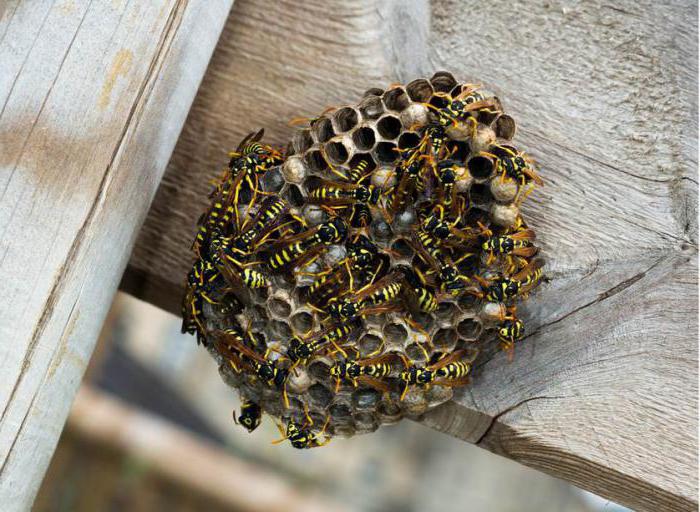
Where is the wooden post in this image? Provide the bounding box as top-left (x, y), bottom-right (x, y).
top-left (0, 1), bottom-right (234, 508)
top-left (122, 1), bottom-right (698, 511)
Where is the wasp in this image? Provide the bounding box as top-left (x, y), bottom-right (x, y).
top-left (349, 202), bottom-right (373, 229)
top-left (485, 145), bottom-right (543, 187)
top-left (181, 257), bottom-right (229, 344)
top-left (230, 196), bottom-right (289, 254)
top-left (330, 353), bottom-right (398, 392)
top-left (328, 270), bottom-right (403, 321)
top-left (411, 231), bottom-right (469, 295)
top-left (266, 216), bottom-right (347, 272)
top-left (399, 349), bottom-right (472, 400)
top-left (286, 320), bottom-right (361, 364)
top-left (430, 87), bottom-right (497, 128)
top-left (479, 218), bottom-right (538, 268)
top-left (273, 417), bottom-right (331, 449)
top-left (387, 150), bottom-right (426, 215)
top-left (233, 400), bottom-right (262, 433)
top-left (208, 231), bottom-right (269, 291)
top-left (307, 235), bottom-right (381, 305)
top-left (308, 178), bottom-right (380, 207)
top-left (228, 129), bottom-right (282, 161)
top-left (397, 266), bottom-right (438, 313)
top-left (213, 330), bottom-right (291, 406)
top-left (476, 259), bottom-right (545, 303)
top-left (497, 318), bottom-right (525, 352)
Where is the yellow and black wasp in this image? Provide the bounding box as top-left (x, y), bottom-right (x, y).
top-left (212, 329), bottom-right (291, 407)
top-left (397, 265), bottom-right (438, 314)
top-left (266, 216), bottom-right (348, 272)
top-left (306, 235), bottom-right (382, 307)
top-left (427, 86), bottom-right (497, 130)
top-left (230, 196), bottom-right (289, 254)
top-left (286, 320), bottom-right (361, 365)
top-left (497, 318), bottom-right (525, 360)
top-left (475, 258), bottom-right (545, 303)
top-left (484, 145), bottom-right (544, 187)
top-left (273, 416), bottom-right (331, 449)
top-left (208, 230), bottom-right (269, 291)
top-left (181, 257), bottom-right (229, 345)
top-left (479, 218), bottom-right (538, 269)
top-left (411, 230), bottom-right (469, 295)
top-left (327, 270), bottom-right (403, 321)
top-left (330, 352), bottom-right (398, 392)
top-left (386, 149), bottom-right (427, 216)
top-left (233, 400), bottom-right (262, 433)
top-left (399, 349), bottom-right (472, 400)
top-left (308, 178), bottom-right (380, 207)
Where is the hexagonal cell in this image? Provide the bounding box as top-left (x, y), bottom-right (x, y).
top-left (397, 131), bottom-right (422, 151)
top-left (490, 175), bottom-right (519, 203)
top-left (377, 400), bottom-right (402, 423)
top-left (272, 320), bottom-right (292, 338)
top-left (290, 311), bottom-right (314, 334)
top-left (468, 155), bottom-right (495, 180)
top-left (370, 218), bottom-right (393, 242)
top-left (283, 184), bottom-right (305, 208)
top-left (354, 412), bottom-right (379, 433)
top-left (383, 322), bottom-right (407, 346)
top-left (250, 287), bottom-right (269, 304)
top-left (457, 293), bottom-right (479, 312)
top-left (376, 115), bottom-right (402, 140)
top-left (352, 388), bottom-right (381, 410)
top-left (363, 87), bottom-right (384, 98)
top-left (457, 317), bottom-right (482, 340)
top-left (430, 71), bottom-right (457, 92)
top-left (261, 166), bottom-right (286, 191)
top-left (358, 332), bottom-right (383, 357)
top-left (312, 117), bottom-right (335, 143)
top-left (405, 342), bottom-right (430, 362)
top-left (332, 107), bottom-right (359, 133)
top-left (329, 403), bottom-right (352, 421)
top-left (308, 383), bottom-right (333, 408)
top-left (325, 139), bottom-right (350, 165)
top-left (433, 328), bottom-right (458, 351)
top-left (374, 141), bottom-right (398, 164)
top-left (400, 103), bottom-right (429, 129)
top-left (428, 94), bottom-right (449, 110)
top-left (393, 208), bottom-right (416, 234)
top-left (301, 204), bottom-right (326, 225)
top-left (292, 129), bottom-right (314, 153)
top-left (268, 297), bottom-right (292, 318)
top-left (470, 183), bottom-right (495, 207)
top-left (287, 367), bottom-right (311, 394)
top-left (304, 149), bottom-right (328, 173)
top-left (490, 203), bottom-right (519, 228)
top-left (435, 301), bottom-right (458, 321)
top-left (382, 87), bottom-right (410, 111)
top-left (308, 359), bottom-right (332, 380)
top-left (425, 384), bottom-right (454, 408)
top-left (390, 238), bottom-right (414, 259)
top-left (406, 78), bottom-right (433, 102)
top-left (495, 114), bottom-right (517, 140)
top-left (359, 95), bottom-right (384, 120)
top-left (351, 126), bottom-right (377, 151)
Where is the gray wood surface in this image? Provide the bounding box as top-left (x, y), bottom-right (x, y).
top-left (122, 0), bottom-right (698, 510)
top-left (0, 1), bottom-right (233, 508)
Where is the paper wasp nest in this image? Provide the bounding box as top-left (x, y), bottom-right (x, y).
top-left (186, 72), bottom-right (543, 445)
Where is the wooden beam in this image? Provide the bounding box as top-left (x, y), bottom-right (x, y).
top-left (122, 0), bottom-right (698, 510)
top-left (0, 1), bottom-right (234, 509)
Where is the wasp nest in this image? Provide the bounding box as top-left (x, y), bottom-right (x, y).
top-left (182, 71), bottom-right (544, 448)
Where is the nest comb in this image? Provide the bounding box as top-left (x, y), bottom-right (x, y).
top-left (186, 71), bottom-right (544, 446)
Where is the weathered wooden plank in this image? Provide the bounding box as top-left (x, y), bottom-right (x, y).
top-left (0, 0), bottom-right (234, 508)
top-left (122, 0), bottom-right (698, 510)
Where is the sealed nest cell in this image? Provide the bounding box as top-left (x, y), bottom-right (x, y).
top-left (182, 72), bottom-right (545, 448)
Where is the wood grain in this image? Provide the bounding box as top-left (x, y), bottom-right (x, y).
top-left (0, 1), bottom-right (233, 509)
top-left (123, 0), bottom-right (698, 510)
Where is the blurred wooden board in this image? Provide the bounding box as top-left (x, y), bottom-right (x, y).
top-left (122, 0), bottom-right (698, 510)
top-left (0, 0), bottom-right (233, 509)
